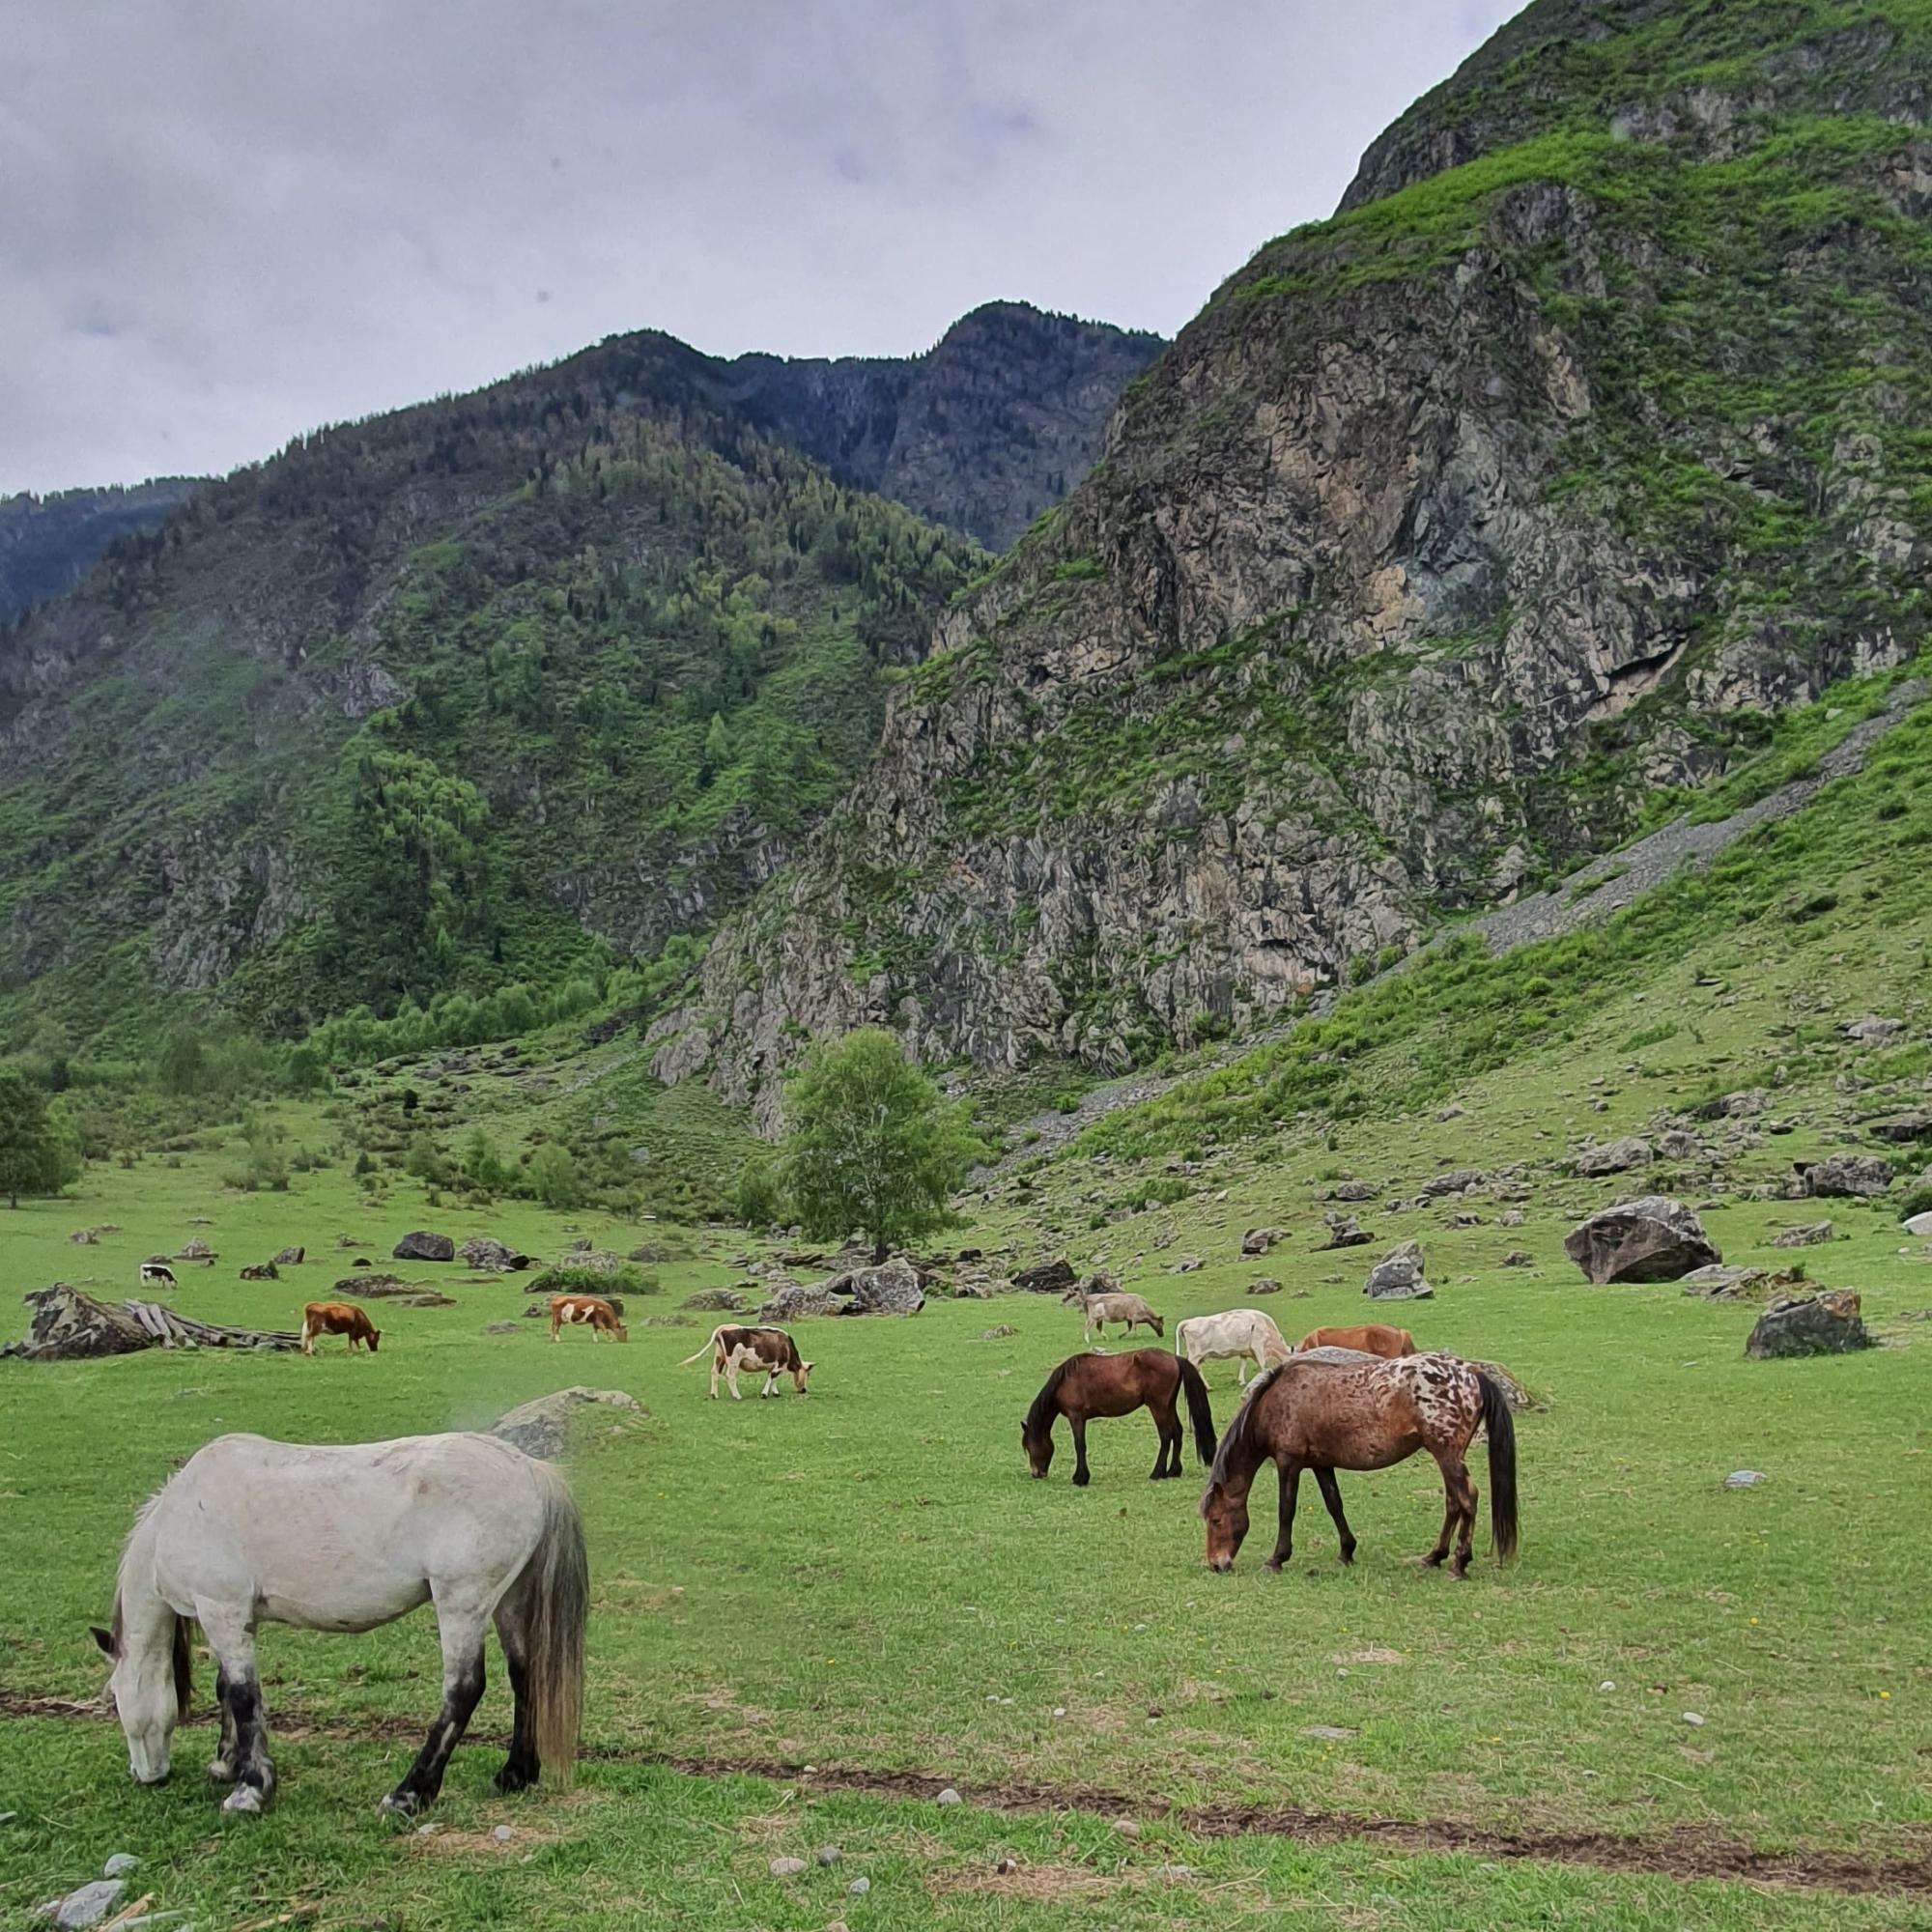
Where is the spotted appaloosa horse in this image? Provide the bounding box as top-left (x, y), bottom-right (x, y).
top-left (94, 1432), bottom-right (586, 1816)
top-left (1023, 1349), bottom-right (1215, 1485)
top-left (1201, 1350), bottom-right (1519, 1578)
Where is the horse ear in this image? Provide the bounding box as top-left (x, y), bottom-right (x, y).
top-left (91, 1624), bottom-right (116, 1657)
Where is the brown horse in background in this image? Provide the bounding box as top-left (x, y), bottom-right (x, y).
top-left (1201, 1351), bottom-right (1518, 1578)
top-left (1023, 1349), bottom-right (1216, 1486)
top-left (1296, 1322), bottom-right (1415, 1358)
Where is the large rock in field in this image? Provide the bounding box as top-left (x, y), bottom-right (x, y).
top-left (1010, 1257), bottom-right (1076, 1293)
top-left (333, 1272), bottom-right (414, 1298)
top-left (393, 1230), bottom-right (456, 1263)
top-left (1868, 1113), bottom-right (1932, 1144)
top-left (1746, 1291), bottom-right (1872, 1359)
top-left (1240, 1227), bottom-right (1278, 1256)
top-left (1419, 1169), bottom-right (1487, 1199)
top-left (491, 1386), bottom-right (645, 1461)
top-left (1363, 1240), bottom-right (1434, 1300)
top-left (1575, 1136), bottom-right (1653, 1177)
top-left (273, 1245), bottom-right (306, 1265)
top-left (1795, 1153), bottom-right (1892, 1199)
top-left (1315, 1212), bottom-right (1376, 1251)
top-left (682, 1286), bottom-right (749, 1314)
top-left (176, 1237), bottom-right (215, 1263)
top-left (5, 1284), bottom-right (153, 1359)
top-left (1906, 1210), bottom-right (1932, 1238)
top-left (823, 1256), bottom-right (925, 1315)
top-left (461, 1236), bottom-right (531, 1271)
top-left (1773, 1221), bottom-right (1833, 1248)
top-left (1464, 1359), bottom-right (1544, 1412)
top-left (1564, 1196), bottom-right (1720, 1284)
top-left (758, 1281), bottom-right (843, 1322)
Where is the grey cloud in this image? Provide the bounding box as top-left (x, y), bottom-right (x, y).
top-left (1, 0), bottom-right (1519, 494)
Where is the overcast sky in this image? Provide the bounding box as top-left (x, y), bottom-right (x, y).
top-left (2, 0), bottom-right (1520, 497)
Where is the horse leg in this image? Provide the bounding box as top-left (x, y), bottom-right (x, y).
top-left (1312, 1467), bottom-right (1357, 1565)
top-left (207, 1666), bottom-right (239, 1783)
top-left (492, 1597), bottom-right (541, 1795)
top-left (382, 1591), bottom-right (490, 1815)
top-left (1149, 1397), bottom-right (1177, 1480)
top-left (1448, 1457), bottom-right (1479, 1580)
top-left (1422, 1450), bottom-right (1460, 1567)
top-left (199, 1607), bottom-right (274, 1814)
top-left (1069, 1415), bottom-right (1091, 1487)
top-left (1264, 1461), bottom-right (1303, 1572)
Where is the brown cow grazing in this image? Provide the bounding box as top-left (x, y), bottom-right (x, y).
top-left (1296, 1322), bottom-right (1416, 1359)
top-left (678, 1324), bottom-right (812, 1399)
top-left (549, 1293), bottom-right (628, 1343)
top-left (300, 1302), bottom-right (382, 1354)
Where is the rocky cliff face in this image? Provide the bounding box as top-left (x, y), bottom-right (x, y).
top-left (720, 303), bottom-right (1164, 551)
top-left (0, 479), bottom-right (200, 623)
top-left (667, 0), bottom-right (1932, 1125)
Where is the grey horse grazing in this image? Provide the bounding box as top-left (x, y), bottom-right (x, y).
top-left (1062, 1279), bottom-right (1165, 1342)
top-left (94, 1432), bottom-right (586, 1817)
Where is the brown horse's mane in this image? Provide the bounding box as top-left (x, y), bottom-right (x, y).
top-left (1204, 1361), bottom-right (1288, 1494)
top-left (1023, 1359), bottom-right (1077, 1441)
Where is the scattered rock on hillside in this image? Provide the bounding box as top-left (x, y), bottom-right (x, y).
top-left (177, 1238), bottom-right (215, 1263)
top-left (333, 1272), bottom-right (414, 1298)
top-left (629, 1241), bottom-right (676, 1264)
top-left (1564, 1197), bottom-right (1720, 1284)
top-left (824, 1257), bottom-right (925, 1315)
top-left (1680, 1265), bottom-right (1792, 1302)
top-left (6, 1285), bottom-right (152, 1359)
top-left (397, 1291), bottom-right (455, 1308)
top-left (1363, 1241), bottom-right (1433, 1301)
top-left (1724, 1470), bottom-right (1767, 1488)
top-left (1249, 1278), bottom-right (1283, 1295)
top-left (1906, 1210), bottom-right (1932, 1238)
top-left (980, 1324), bottom-right (1018, 1340)
top-left (1746, 1291), bottom-right (1872, 1359)
top-left (1575, 1136), bottom-right (1653, 1177)
top-left (1240, 1227), bottom-right (1278, 1256)
top-left (1010, 1258), bottom-right (1076, 1293)
top-left (1839, 1014), bottom-right (1905, 1045)
top-left (1501, 1250), bottom-right (1535, 1267)
top-left (239, 1262), bottom-right (279, 1281)
top-left (491, 1386), bottom-right (645, 1460)
top-left (1315, 1213), bottom-right (1375, 1251)
top-left (274, 1244), bottom-right (305, 1265)
top-left (1170, 1253), bottom-right (1205, 1273)
top-left (759, 1282), bottom-right (843, 1322)
top-left (393, 1231), bottom-right (455, 1263)
top-left (42, 1878), bottom-right (127, 1928)
top-left (1773, 1221), bottom-right (1833, 1248)
top-left (484, 1321), bottom-right (519, 1334)
top-left (1324, 1180), bottom-right (1378, 1203)
top-left (1795, 1153), bottom-right (1892, 1198)
top-left (461, 1236), bottom-right (531, 1271)
top-left (68, 1227), bottom-right (99, 1244)
top-left (1869, 1113), bottom-right (1932, 1144)
top-left (682, 1286), bottom-right (749, 1313)
top-left (1420, 1169), bottom-right (1487, 1199)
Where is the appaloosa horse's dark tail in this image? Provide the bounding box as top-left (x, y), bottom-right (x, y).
top-left (1177, 1358), bottom-right (1217, 1467)
top-left (1476, 1373), bottom-right (1520, 1563)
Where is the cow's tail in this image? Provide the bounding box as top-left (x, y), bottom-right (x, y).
top-left (677, 1327), bottom-right (725, 1367)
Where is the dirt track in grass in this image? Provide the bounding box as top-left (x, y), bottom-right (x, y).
top-left (8, 1690), bottom-right (1928, 1899)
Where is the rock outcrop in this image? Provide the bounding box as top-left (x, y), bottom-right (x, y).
top-left (1363, 1241), bottom-right (1434, 1301)
top-left (1746, 1292), bottom-right (1873, 1359)
top-left (393, 1231), bottom-right (456, 1263)
top-left (1565, 1197), bottom-right (1720, 1284)
top-left (461, 1236), bottom-right (531, 1271)
top-left (491, 1387), bottom-right (645, 1461)
top-left (1794, 1154), bottom-right (1893, 1199)
top-left (822, 1257), bottom-right (926, 1316)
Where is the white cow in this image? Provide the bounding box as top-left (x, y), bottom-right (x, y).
top-left (1175, 1308), bottom-right (1292, 1386)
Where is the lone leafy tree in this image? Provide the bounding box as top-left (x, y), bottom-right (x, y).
top-left (780, 1029), bottom-right (978, 1263)
top-left (0, 1069), bottom-right (79, 1209)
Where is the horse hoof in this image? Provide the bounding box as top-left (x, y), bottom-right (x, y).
top-left (379, 1789), bottom-right (421, 1818)
top-left (207, 1758), bottom-right (234, 1783)
top-left (1262, 1559), bottom-right (1284, 1574)
top-left (1071, 1473), bottom-right (1090, 1489)
top-left (494, 1765), bottom-right (535, 1795)
top-left (222, 1786), bottom-right (265, 1816)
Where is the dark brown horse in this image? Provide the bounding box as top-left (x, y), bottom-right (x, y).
top-left (1200, 1351), bottom-right (1518, 1578)
top-left (1023, 1349), bottom-right (1216, 1486)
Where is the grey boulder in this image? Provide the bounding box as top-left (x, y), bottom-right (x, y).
top-left (1564, 1197), bottom-right (1720, 1284)
top-left (393, 1231), bottom-right (455, 1263)
top-left (1363, 1240), bottom-right (1434, 1300)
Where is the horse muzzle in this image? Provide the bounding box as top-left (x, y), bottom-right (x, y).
top-left (1206, 1555), bottom-right (1234, 1574)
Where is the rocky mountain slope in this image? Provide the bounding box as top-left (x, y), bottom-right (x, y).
top-left (0, 308), bottom-right (1153, 1048)
top-left (663, 0), bottom-right (1932, 1122)
top-left (0, 480), bottom-right (201, 623)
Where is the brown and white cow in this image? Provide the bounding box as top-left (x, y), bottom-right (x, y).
top-left (678, 1324), bottom-right (811, 1400)
top-left (549, 1293), bottom-right (628, 1343)
top-left (300, 1301), bottom-right (382, 1354)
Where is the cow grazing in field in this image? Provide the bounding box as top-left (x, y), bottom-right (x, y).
top-left (549, 1294), bottom-right (628, 1343)
top-left (1062, 1279), bottom-right (1165, 1343)
top-left (138, 1263), bottom-right (177, 1289)
top-left (678, 1324), bottom-right (811, 1399)
top-left (1296, 1321), bottom-right (1416, 1359)
top-left (1176, 1308), bottom-right (1293, 1386)
top-left (300, 1302), bottom-right (382, 1354)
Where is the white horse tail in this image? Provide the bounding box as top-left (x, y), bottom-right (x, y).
top-left (511, 1462), bottom-right (588, 1779)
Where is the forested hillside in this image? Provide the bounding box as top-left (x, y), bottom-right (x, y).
top-left (0, 479), bottom-right (200, 623)
top-left (0, 309), bottom-right (1155, 1052)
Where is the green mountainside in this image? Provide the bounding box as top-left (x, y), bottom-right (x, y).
top-left (0, 479), bottom-right (201, 624)
top-left (0, 307), bottom-right (1157, 1053)
top-left (668, 0), bottom-right (1932, 1114)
